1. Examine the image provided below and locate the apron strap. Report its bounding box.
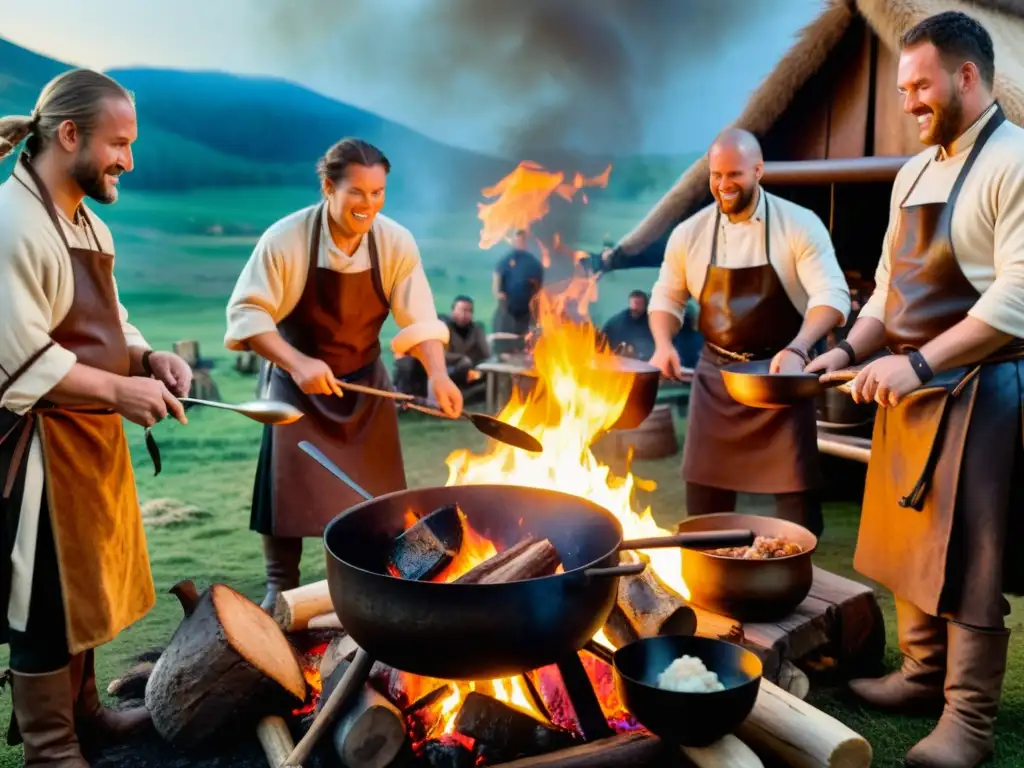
[709,187,770,267]
[14,155,73,253]
[367,229,389,309]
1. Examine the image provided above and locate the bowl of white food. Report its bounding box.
[612,635,763,746]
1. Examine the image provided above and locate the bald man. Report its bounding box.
[649,129,850,535]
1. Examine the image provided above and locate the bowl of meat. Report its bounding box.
[674,512,817,622]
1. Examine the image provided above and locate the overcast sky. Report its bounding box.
[1,0,826,156]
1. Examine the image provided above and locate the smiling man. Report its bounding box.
[648,128,849,536]
[0,69,193,765]
[224,137,459,611]
[806,12,1024,766]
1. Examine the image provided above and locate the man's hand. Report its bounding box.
[290,356,343,397]
[650,345,684,379]
[804,347,851,375]
[146,351,193,398]
[112,377,187,428]
[430,374,463,418]
[848,354,921,407]
[769,348,806,375]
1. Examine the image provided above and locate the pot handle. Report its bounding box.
[620,529,755,551]
[583,563,647,579]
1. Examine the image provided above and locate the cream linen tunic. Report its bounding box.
[860,102,1024,338]
[224,204,449,356]
[0,160,150,631]
[649,188,851,325]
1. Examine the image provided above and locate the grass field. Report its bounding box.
[1,187,1024,767]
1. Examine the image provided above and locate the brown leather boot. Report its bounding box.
[260,535,302,612]
[72,650,151,742]
[11,666,89,766]
[905,622,1009,768]
[847,597,946,713]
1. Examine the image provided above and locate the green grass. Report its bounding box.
[3,187,1024,766]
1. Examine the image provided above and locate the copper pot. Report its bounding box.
[674,512,817,622]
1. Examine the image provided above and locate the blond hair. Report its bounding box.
[0,68,133,162]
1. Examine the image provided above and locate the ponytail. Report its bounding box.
[0,115,36,162]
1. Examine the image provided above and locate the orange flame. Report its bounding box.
[478,161,611,267]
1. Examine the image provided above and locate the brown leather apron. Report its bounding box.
[854,104,1024,627]
[0,155,155,655]
[681,193,821,495]
[250,203,407,538]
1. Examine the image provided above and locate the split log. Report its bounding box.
[388,503,464,581]
[453,691,577,764]
[256,715,296,768]
[602,551,696,647]
[145,581,307,747]
[106,662,155,701]
[486,732,663,767]
[454,535,538,583]
[319,634,359,682]
[455,538,560,584]
[735,679,872,768]
[680,734,763,768]
[323,659,406,768]
[272,581,333,632]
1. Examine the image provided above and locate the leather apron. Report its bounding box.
[682,193,821,496]
[854,104,1024,627]
[249,203,407,538]
[0,155,155,655]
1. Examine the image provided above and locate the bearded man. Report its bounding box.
[648,128,850,536]
[0,69,192,764]
[808,12,1024,767]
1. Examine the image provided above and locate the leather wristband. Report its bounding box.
[907,349,934,384]
[837,340,857,366]
[141,350,155,376]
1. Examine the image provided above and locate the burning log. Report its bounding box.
[388,503,464,581]
[145,581,307,748]
[736,679,872,768]
[321,659,406,768]
[419,739,475,768]
[455,537,561,584]
[453,691,577,764]
[485,732,663,767]
[272,581,333,633]
[256,715,296,768]
[602,551,697,647]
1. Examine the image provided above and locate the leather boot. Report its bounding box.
[260,535,302,612]
[11,666,89,766]
[72,650,151,743]
[905,622,1009,768]
[847,597,946,714]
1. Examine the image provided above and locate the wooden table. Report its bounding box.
[817,429,871,464]
[477,359,530,413]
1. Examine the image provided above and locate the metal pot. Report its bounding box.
[719,359,856,409]
[674,512,817,622]
[513,357,665,431]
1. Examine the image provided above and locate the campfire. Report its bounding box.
[109,161,874,768]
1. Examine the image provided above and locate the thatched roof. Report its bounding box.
[618,0,1024,256]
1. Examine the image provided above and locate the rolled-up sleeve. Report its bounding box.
[224,232,298,351]
[648,224,691,323]
[0,237,77,414]
[969,158,1024,336]
[791,211,851,323]
[388,234,450,355]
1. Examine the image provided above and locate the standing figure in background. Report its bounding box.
[224,138,460,611]
[492,229,544,346]
[649,128,849,537]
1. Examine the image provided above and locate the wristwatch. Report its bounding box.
[142,350,155,376]
[907,349,934,384]
[837,340,857,366]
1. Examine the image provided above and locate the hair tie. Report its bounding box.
[28,112,40,130]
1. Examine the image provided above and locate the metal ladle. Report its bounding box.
[179,397,304,425]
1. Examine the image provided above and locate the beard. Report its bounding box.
[920,92,965,148]
[716,184,756,215]
[70,152,121,204]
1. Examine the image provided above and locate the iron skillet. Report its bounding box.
[720,358,858,409]
[303,442,753,680]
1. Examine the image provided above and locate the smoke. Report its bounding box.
[257,0,770,160]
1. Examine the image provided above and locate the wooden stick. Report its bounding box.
[680,734,763,768]
[735,679,872,768]
[272,581,333,632]
[257,715,296,768]
[283,646,373,767]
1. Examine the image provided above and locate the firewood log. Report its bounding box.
[387,503,464,581]
[454,536,538,583]
[680,734,763,767]
[453,691,577,764]
[145,581,306,748]
[272,581,333,632]
[736,679,872,767]
[602,551,696,646]
[455,538,560,584]
[256,715,296,768]
[324,659,406,768]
